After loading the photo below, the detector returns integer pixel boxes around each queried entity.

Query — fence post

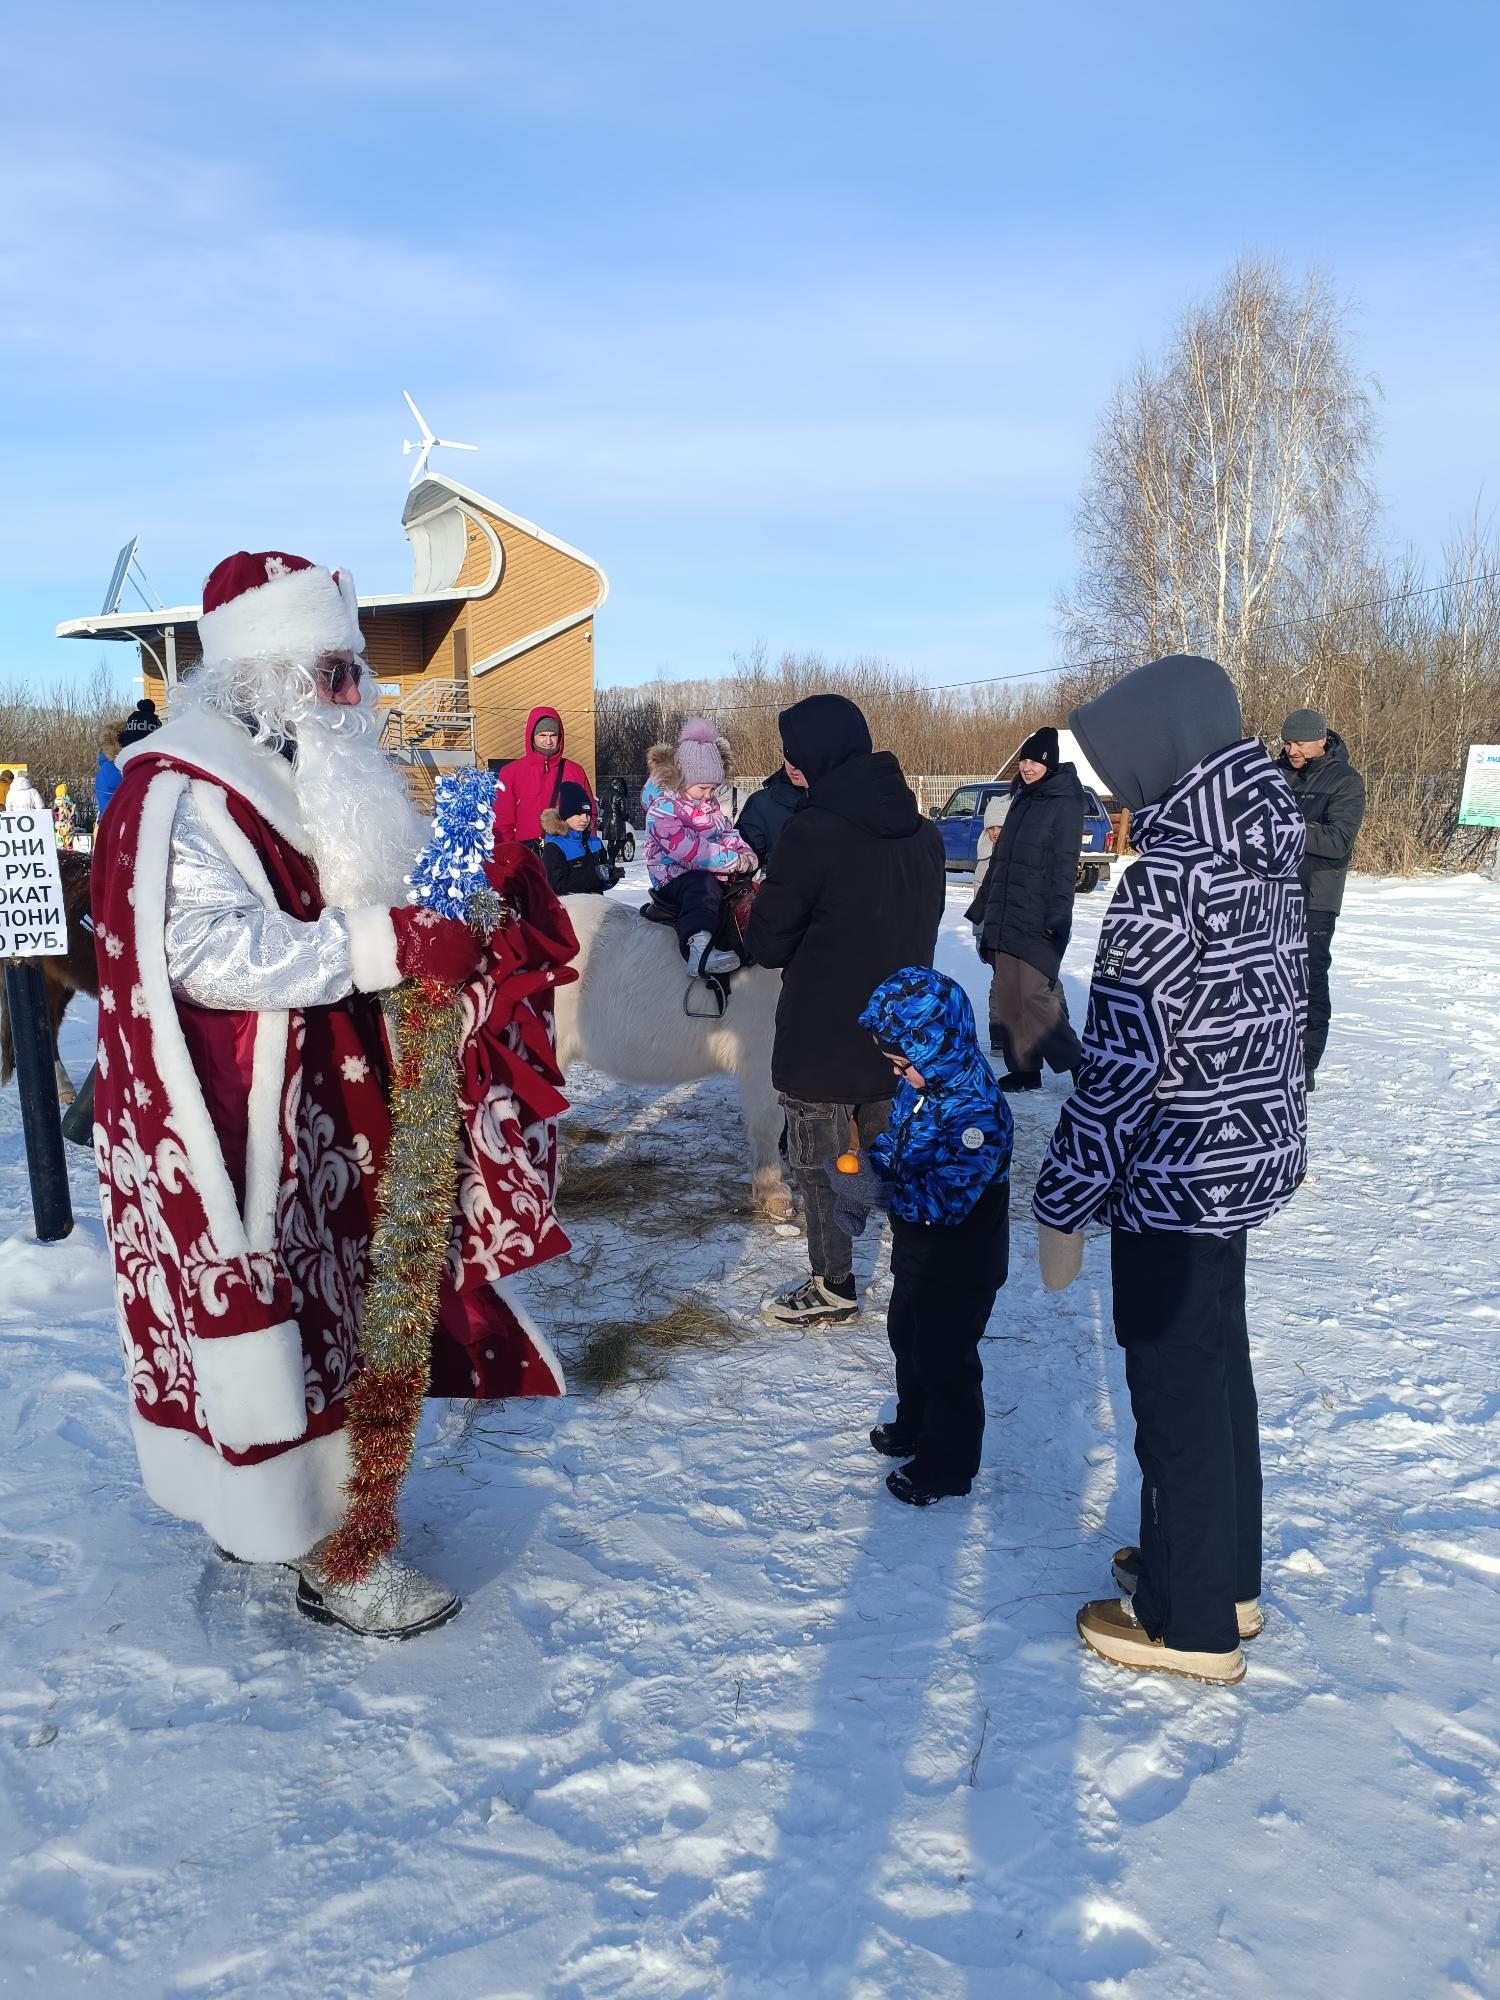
[2,959,74,1242]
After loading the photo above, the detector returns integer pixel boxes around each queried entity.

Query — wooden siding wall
[472,620,596,781]
[467,516,599,660]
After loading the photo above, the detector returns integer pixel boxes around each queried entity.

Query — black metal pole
[3,958,74,1241]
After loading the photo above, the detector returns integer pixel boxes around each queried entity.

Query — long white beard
[180,654,428,909]
[295,708,428,909]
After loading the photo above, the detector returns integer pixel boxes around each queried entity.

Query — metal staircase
[379,679,477,806]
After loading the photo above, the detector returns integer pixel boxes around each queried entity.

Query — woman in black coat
[964,728,1085,1090]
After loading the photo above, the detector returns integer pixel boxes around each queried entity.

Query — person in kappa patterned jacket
[844,967,1013,1506]
[1032,653,1308,1688]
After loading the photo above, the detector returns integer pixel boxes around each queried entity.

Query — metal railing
[379,679,477,806]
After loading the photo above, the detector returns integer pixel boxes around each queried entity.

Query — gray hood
[1069,654,1243,812]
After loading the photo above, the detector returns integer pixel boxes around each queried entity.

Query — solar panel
[101,536,138,616]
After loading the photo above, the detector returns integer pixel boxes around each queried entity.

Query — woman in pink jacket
[644,718,756,977]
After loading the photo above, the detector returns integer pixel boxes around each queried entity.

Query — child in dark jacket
[846,966,1013,1505]
[541,781,618,897]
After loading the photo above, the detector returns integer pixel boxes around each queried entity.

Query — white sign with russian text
[0,810,69,957]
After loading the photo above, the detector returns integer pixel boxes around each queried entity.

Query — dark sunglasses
[320,657,365,695]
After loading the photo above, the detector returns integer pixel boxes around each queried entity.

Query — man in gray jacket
[1276,710,1366,1089]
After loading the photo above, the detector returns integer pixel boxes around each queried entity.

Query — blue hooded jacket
[95,751,122,821]
[859,967,1013,1226]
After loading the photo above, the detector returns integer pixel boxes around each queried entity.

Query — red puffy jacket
[492,705,596,844]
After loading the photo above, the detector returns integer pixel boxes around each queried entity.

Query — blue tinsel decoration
[406,769,499,919]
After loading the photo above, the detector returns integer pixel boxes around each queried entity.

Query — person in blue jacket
[844,966,1013,1505]
[540,781,619,897]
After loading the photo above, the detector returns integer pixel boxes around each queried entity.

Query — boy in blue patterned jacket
[848,966,1013,1505]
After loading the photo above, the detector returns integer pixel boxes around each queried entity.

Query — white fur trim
[198,562,360,672]
[130,1408,351,1563]
[134,773,250,1257]
[191,1321,309,1451]
[188,782,288,1252]
[120,706,308,857]
[347,905,401,992]
[494,1277,566,1394]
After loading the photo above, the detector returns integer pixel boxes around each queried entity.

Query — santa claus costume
[94,550,575,1638]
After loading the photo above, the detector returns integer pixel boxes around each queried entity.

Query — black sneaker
[763,1275,859,1327]
[885,1465,972,1506]
[869,1424,917,1457]
[994,1070,1042,1093]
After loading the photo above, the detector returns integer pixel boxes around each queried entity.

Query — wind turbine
[401,390,478,488]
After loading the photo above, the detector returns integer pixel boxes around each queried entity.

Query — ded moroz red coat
[95,706,571,1563]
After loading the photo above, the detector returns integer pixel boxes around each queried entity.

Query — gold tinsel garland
[319,974,463,1586]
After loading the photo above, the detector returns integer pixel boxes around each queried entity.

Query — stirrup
[683,973,730,1019]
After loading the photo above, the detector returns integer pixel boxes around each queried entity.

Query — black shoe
[885,1465,972,1507]
[994,1070,1042,1093]
[1305,1071,1317,1093]
[869,1424,917,1457]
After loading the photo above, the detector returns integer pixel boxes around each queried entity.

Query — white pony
[551,894,793,1219]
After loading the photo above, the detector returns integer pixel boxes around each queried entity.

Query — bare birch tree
[1059,256,1380,696]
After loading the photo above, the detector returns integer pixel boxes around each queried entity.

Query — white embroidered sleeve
[162,791,371,1010]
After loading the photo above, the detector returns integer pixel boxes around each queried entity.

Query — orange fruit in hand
[835,1152,861,1175]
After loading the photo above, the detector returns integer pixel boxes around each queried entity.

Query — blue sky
[3,0,1497,699]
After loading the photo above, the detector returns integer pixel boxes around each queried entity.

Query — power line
[469,563,1500,722]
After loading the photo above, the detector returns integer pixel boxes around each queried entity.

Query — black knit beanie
[120,698,161,743]
[1017,726,1059,771]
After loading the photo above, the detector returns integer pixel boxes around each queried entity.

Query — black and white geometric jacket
[1033,738,1308,1237]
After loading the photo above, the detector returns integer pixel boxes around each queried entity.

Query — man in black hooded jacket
[1276,710,1365,1088]
[747,694,945,1326]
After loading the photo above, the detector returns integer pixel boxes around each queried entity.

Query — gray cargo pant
[780,1095,892,1285]
[989,952,1082,1076]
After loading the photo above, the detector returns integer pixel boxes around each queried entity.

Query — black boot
[869,1423,917,1457]
[885,1464,972,1506]
[994,1070,1042,1093]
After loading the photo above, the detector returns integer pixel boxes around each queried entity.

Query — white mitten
[1038,1224,1085,1293]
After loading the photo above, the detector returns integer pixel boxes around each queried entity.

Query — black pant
[1112,1227,1260,1654]
[886,1179,1009,1486]
[653,871,725,956]
[1305,910,1337,1077]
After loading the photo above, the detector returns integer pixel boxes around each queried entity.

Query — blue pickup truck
[931,780,1116,892]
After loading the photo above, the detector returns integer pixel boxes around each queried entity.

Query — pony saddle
[639,881,757,1018]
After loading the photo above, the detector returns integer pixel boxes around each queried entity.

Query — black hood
[1069,654,1243,812]
[779,694,873,787]
[810,750,922,837]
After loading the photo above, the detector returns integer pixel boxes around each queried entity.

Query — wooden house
[57,472,608,796]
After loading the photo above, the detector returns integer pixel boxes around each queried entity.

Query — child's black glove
[823,1154,892,1238]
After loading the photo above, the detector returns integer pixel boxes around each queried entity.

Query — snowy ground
[2,864,1499,1999]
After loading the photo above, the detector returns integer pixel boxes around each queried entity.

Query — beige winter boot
[1076,1597,1246,1685]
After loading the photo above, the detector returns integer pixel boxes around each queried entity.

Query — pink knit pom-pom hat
[677,715,729,788]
